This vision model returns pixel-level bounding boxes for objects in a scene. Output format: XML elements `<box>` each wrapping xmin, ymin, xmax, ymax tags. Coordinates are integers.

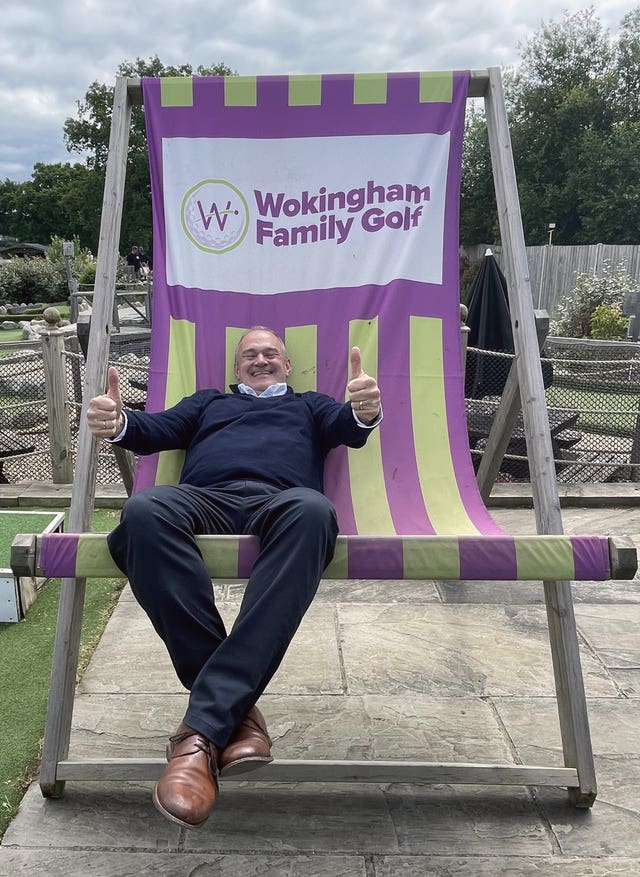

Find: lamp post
<box><xmin>538</xmin><ymin>223</ymin><xmax>556</xmax><ymax>308</ymax></box>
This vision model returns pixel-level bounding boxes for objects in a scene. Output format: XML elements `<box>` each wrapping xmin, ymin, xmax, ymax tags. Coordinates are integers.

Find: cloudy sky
<box><xmin>1</xmin><ymin>0</ymin><xmax>637</xmax><ymax>182</ymax></box>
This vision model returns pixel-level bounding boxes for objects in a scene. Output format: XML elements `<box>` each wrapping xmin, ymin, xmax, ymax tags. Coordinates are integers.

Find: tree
<box><xmin>460</xmin><ymin>7</ymin><xmax>640</xmax><ymax>247</ymax></box>
<box><xmin>64</xmin><ymin>56</ymin><xmax>235</xmax><ymax>253</ymax></box>
<box><xmin>0</xmin><ymin>163</ymin><xmax>103</xmax><ymax>251</ymax></box>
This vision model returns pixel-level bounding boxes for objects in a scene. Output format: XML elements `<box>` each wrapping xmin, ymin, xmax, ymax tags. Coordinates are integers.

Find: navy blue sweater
<box><xmin>118</xmin><ymin>386</ymin><xmax>373</xmax><ymax>493</ymax></box>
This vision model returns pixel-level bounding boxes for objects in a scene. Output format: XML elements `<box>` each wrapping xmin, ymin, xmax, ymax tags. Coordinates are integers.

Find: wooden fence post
<box><xmin>40</xmin><ymin>309</ymin><xmax>74</xmax><ymax>483</ymax></box>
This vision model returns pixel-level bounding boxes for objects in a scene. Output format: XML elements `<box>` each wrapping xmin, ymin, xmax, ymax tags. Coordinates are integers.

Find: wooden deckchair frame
<box><xmin>37</xmin><ymin>68</ymin><xmax>602</xmax><ymax>806</ymax></box>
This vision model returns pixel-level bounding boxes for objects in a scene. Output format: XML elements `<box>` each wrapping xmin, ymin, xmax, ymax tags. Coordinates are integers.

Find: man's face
<box><xmin>234</xmin><ymin>329</ymin><xmax>292</xmax><ymax>393</ymax></box>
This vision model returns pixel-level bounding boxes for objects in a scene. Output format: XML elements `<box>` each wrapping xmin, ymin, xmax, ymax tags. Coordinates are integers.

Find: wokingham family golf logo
<box><xmin>181</xmin><ymin>177</ymin><xmax>432</xmax><ymax>255</ymax></box>
<box><xmin>181</xmin><ymin>180</ymin><xmax>250</xmax><ymax>254</ymax></box>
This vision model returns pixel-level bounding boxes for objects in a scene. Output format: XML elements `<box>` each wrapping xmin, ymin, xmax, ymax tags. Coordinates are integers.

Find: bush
<box><xmin>0</xmin><ymin>259</ymin><xmax>67</xmax><ymax>306</ymax></box>
<box><xmin>551</xmin><ymin>262</ymin><xmax>636</xmax><ymax>338</ymax></box>
<box><xmin>78</xmin><ymin>260</ymin><xmax>97</xmax><ymax>285</ymax></box>
<box><xmin>589</xmin><ymin>303</ymin><xmax>628</xmax><ymax>340</ymax></box>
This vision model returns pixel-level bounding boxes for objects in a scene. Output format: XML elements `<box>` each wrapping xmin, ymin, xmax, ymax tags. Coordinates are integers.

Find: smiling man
<box><xmin>86</xmin><ymin>326</ymin><xmax>381</xmax><ymax>829</ymax></box>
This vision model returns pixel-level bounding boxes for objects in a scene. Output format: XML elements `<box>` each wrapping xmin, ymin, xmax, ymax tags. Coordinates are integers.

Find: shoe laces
<box><xmin>169</xmin><ymin>731</ymin><xmax>219</xmax><ymax>778</ymax></box>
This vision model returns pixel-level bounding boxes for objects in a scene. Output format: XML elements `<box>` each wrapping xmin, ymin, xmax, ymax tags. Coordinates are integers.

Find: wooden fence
<box><xmin>462</xmin><ymin>244</ymin><xmax>640</xmax><ymax>316</ymax></box>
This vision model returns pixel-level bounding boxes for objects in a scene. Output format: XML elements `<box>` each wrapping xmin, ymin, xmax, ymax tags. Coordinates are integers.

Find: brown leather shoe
<box><xmin>219</xmin><ymin>706</ymin><xmax>273</xmax><ymax>776</ymax></box>
<box><xmin>153</xmin><ymin>724</ymin><xmax>219</xmax><ymax>829</ymax></box>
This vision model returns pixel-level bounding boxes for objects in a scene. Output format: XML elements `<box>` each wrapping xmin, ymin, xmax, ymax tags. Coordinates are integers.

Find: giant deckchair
<box><xmin>12</xmin><ymin>68</ymin><xmax>636</xmax><ymax>808</ymax></box>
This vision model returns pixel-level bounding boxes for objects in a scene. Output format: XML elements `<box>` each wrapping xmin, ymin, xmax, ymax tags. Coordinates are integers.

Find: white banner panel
<box><xmin>162</xmin><ymin>132</ymin><xmax>450</xmax><ymax>294</ymax></box>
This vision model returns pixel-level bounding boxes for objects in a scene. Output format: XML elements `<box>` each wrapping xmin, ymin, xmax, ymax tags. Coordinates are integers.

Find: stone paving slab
<box><xmin>374</xmin><ymin>856</ymin><xmax>640</xmax><ymax>875</ymax></box>
<box><xmin>574</xmin><ymin>604</ymin><xmax>640</xmax><ymax>669</ymax></box>
<box><xmin>79</xmin><ymin>600</ymin><xmax>344</xmax><ymax>697</ymax></box>
<box><xmin>2</xmin><ymin>782</ymin><xmax>180</xmax><ymax>850</ymax></box>
<box><xmin>495</xmin><ymin>697</ymin><xmax>640</xmax><ymax>858</ymax></box>
<box><xmin>495</xmin><ymin>697</ymin><xmax>640</xmax><ymax>808</ymax></box>
<box><xmin>231</xmin><ymin>578</ymin><xmax>442</xmax><ymax>604</ymax></box>
<box><xmin>535</xmin><ymin>788</ymin><xmax>640</xmax><ymax>858</ymax></box>
<box><xmin>178</xmin><ymin>783</ymin><xmax>550</xmax><ymax>856</ymax></box>
<box><xmin>437</xmin><ymin>578</ymin><xmax>640</xmax><ymax>605</ymax></box>
<box><xmin>0</xmin><ymin>850</ymin><xmax>366</xmax><ymax>877</ymax></box>
<box><xmin>67</xmin><ymin>693</ymin><xmax>514</xmax><ymax>763</ymax></box>
<box><xmin>609</xmin><ymin>668</ymin><xmax>640</xmax><ymax>696</ymax></box>
<box><xmin>338</xmin><ymin>603</ymin><xmax>618</xmax><ymax>698</ymax></box>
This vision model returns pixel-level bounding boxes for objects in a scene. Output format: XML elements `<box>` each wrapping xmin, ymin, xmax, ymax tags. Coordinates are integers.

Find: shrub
<box><xmin>0</xmin><ymin>259</ymin><xmax>67</xmax><ymax>306</ymax></box>
<box><xmin>589</xmin><ymin>303</ymin><xmax>628</xmax><ymax>340</ymax></box>
<box><xmin>78</xmin><ymin>261</ymin><xmax>97</xmax><ymax>285</ymax></box>
<box><xmin>551</xmin><ymin>262</ymin><xmax>636</xmax><ymax>338</ymax></box>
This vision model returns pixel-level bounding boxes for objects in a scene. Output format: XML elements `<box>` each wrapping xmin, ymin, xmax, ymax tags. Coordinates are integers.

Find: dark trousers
<box><xmin>107</xmin><ymin>480</ymin><xmax>339</xmax><ymax>748</ymax></box>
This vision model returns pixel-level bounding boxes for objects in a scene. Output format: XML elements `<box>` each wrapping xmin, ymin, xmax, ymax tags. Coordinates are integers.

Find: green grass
<box><xmin>0</xmin><ymin>328</ymin><xmax>23</xmax><ymax>344</ymax></box>
<box><xmin>547</xmin><ymin>386</ymin><xmax>640</xmax><ymax>436</ymax></box>
<box><xmin>0</xmin><ymin>508</ymin><xmax>124</xmax><ymax>837</ymax></box>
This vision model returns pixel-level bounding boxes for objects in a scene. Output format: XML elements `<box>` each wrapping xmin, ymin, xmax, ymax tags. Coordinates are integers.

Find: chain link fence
<box><xmin>466</xmin><ymin>337</ymin><xmax>640</xmax><ymax>483</ymax></box>
<box><xmin>2</xmin><ymin>329</ymin><xmax>639</xmax><ymax>487</ymax></box>
<box><xmin>0</xmin><ymin>331</ymin><xmax>150</xmax><ymax>485</ymax></box>
<box><xmin>0</xmin><ymin>342</ymin><xmax>52</xmax><ymax>483</ymax></box>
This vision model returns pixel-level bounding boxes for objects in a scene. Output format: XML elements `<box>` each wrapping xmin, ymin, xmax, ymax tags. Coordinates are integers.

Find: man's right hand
<box><xmin>87</xmin><ymin>367</ymin><xmax>124</xmax><ymax>438</ymax></box>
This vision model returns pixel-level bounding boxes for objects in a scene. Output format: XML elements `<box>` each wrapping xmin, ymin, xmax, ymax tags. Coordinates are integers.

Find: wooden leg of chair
<box><xmin>39</xmin><ymin>577</ymin><xmax>87</xmax><ymax>798</ymax></box>
<box><xmin>543</xmin><ymin>579</ymin><xmax>597</xmax><ymax>808</ymax></box>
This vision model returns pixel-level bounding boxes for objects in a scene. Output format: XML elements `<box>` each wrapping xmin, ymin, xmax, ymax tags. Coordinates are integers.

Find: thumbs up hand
<box><xmin>347</xmin><ymin>346</ymin><xmax>381</xmax><ymax>424</ymax></box>
<box><xmin>87</xmin><ymin>366</ymin><xmax>124</xmax><ymax>438</ymax></box>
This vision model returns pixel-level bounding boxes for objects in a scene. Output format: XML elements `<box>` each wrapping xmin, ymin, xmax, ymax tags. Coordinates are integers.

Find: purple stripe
<box><xmin>237</xmin><ymin>537</ymin><xmax>260</xmax><ymax>578</ymax></box>
<box><xmin>377</xmin><ymin>283</ymin><xmax>434</xmax><ymax>534</ymax></box>
<box><xmin>348</xmin><ymin>537</ymin><xmax>404</xmax><ymax>578</ymax></box>
<box><xmin>142</xmin><ymin>73</ymin><xmax>468</xmax><ymax>141</ymax></box>
<box><xmin>459</xmin><ymin>537</ymin><xmax>517</xmax><ymax>580</ymax></box>
<box><xmin>40</xmin><ymin>533</ymin><xmax>79</xmax><ymax>578</ymax></box>
<box><xmin>572</xmin><ymin>536</ymin><xmax>611</xmax><ymax>581</ymax></box>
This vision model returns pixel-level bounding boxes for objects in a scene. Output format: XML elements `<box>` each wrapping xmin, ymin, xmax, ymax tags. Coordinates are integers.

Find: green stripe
<box><xmin>419</xmin><ymin>71</ymin><xmax>453</xmax><ymax>103</ymax></box>
<box><xmin>285</xmin><ymin>325</ymin><xmax>317</xmax><ymax>392</ymax></box>
<box><xmin>410</xmin><ymin>316</ymin><xmax>478</xmax><ymax>535</ymax></box>
<box><xmin>325</xmin><ymin>537</ymin><xmax>348</xmax><ymax>578</ymax></box>
<box><xmin>226</xmin><ymin>326</ymin><xmax>247</xmax><ymax>391</ymax></box>
<box><xmin>160</xmin><ymin>77</ymin><xmax>194</xmax><ymax>107</ymax></box>
<box><xmin>289</xmin><ymin>75</ymin><xmax>322</xmax><ymax>106</ymax></box>
<box><xmin>347</xmin><ymin>319</ymin><xmax>395</xmax><ymax>535</ymax></box>
<box><xmin>516</xmin><ymin>537</ymin><xmax>576</xmax><ymax>580</ymax></box>
<box><xmin>403</xmin><ymin>537</ymin><xmax>460</xmax><ymax>579</ymax></box>
<box><xmin>199</xmin><ymin>536</ymin><xmax>241</xmax><ymax>578</ymax></box>
<box><xmin>155</xmin><ymin>318</ymin><xmax>197</xmax><ymax>485</ymax></box>
<box><xmin>76</xmin><ymin>535</ymin><xmax>124</xmax><ymax>577</ymax></box>
<box><xmin>354</xmin><ymin>73</ymin><xmax>387</xmax><ymax>105</ymax></box>
<box><xmin>225</xmin><ymin>76</ymin><xmax>257</xmax><ymax>106</ymax></box>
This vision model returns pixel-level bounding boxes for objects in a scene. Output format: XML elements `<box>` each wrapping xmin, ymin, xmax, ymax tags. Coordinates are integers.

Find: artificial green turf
<box><xmin>0</xmin><ymin>507</ymin><xmax>125</xmax><ymax>837</ymax></box>
<box><xmin>0</xmin><ymin>511</ymin><xmax>65</xmax><ymax>563</ymax></box>
<box><xmin>0</xmin><ymin>329</ymin><xmax>23</xmax><ymax>344</ymax></box>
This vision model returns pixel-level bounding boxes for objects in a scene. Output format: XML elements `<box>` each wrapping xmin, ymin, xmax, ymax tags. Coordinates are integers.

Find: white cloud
<box><xmin>0</xmin><ymin>0</ymin><xmax>637</xmax><ymax>180</ymax></box>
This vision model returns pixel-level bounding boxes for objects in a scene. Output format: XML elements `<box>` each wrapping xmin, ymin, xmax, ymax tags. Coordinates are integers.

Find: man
<box><xmin>125</xmin><ymin>246</ymin><xmax>141</xmax><ymax>279</ymax></box>
<box><xmin>87</xmin><ymin>327</ymin><xmax>381</xmax><ymax>829</ymax></box>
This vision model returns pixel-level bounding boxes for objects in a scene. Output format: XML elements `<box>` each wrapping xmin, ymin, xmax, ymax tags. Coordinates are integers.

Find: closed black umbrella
<box><xmin>464</xmin><ymin>251</ymin><xmax>513</xmax><ymax>399</ymax></box>
<box><xmin>464</xmin><ymin>250</ymin><xmax>553</xmax><ymax>400</ymax></box>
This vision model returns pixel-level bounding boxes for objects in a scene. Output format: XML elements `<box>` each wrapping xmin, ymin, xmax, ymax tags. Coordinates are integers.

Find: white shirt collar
<box><xmin>237</xmin><ymin>382</ymin><xmax>288</xmax><ymax>398</ymax></box>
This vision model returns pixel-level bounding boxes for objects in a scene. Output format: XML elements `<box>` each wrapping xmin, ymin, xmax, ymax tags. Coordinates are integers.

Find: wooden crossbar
<box><xmin>55</xmin><ymin>758</ymin><xmax>579</xmax><ymax>790</ymax></box>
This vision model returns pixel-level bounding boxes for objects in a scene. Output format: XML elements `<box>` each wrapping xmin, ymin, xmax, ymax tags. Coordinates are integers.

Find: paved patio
<box><xmin>1</xmin><ymin>484</ymin><xmax>639</xmax><ymax>875</ymax></box>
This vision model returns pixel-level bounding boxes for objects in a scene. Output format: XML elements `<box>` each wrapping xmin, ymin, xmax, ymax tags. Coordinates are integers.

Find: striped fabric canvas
<box><xmin>35</xmin><ymin>72</ymin><xmax>616</xmax><ymax>582</ymax></box>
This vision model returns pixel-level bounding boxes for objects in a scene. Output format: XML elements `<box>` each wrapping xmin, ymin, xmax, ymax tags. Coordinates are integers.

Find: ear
<box><xmin>233</xmin><ymin>360</ymin><xmax>240</xmax><ymax>380</ymax></box>
<box><xmin>284</xmin><ymin>358</ymin><xmax>292</xmax><ymax>377</ymax></box>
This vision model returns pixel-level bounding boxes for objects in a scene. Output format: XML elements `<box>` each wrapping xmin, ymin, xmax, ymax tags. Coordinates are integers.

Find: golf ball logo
<box><xmin>181</xmin><ymin>180</ymin><xmax>249</xmax><ymax>253</ymax></box>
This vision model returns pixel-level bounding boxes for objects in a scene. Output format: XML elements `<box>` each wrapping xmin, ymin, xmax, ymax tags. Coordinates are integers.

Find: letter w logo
<box><xmin>197</xmin><ymin>200</ymin><xmax>234</xmax><ymax>231</ymax></box>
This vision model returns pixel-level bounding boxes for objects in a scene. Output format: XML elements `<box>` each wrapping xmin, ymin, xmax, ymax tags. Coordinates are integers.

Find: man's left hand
<box><xmin>347</xmin><ymin>346</ymin><xmax>381</xmax><ymax>424</ymax></box>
